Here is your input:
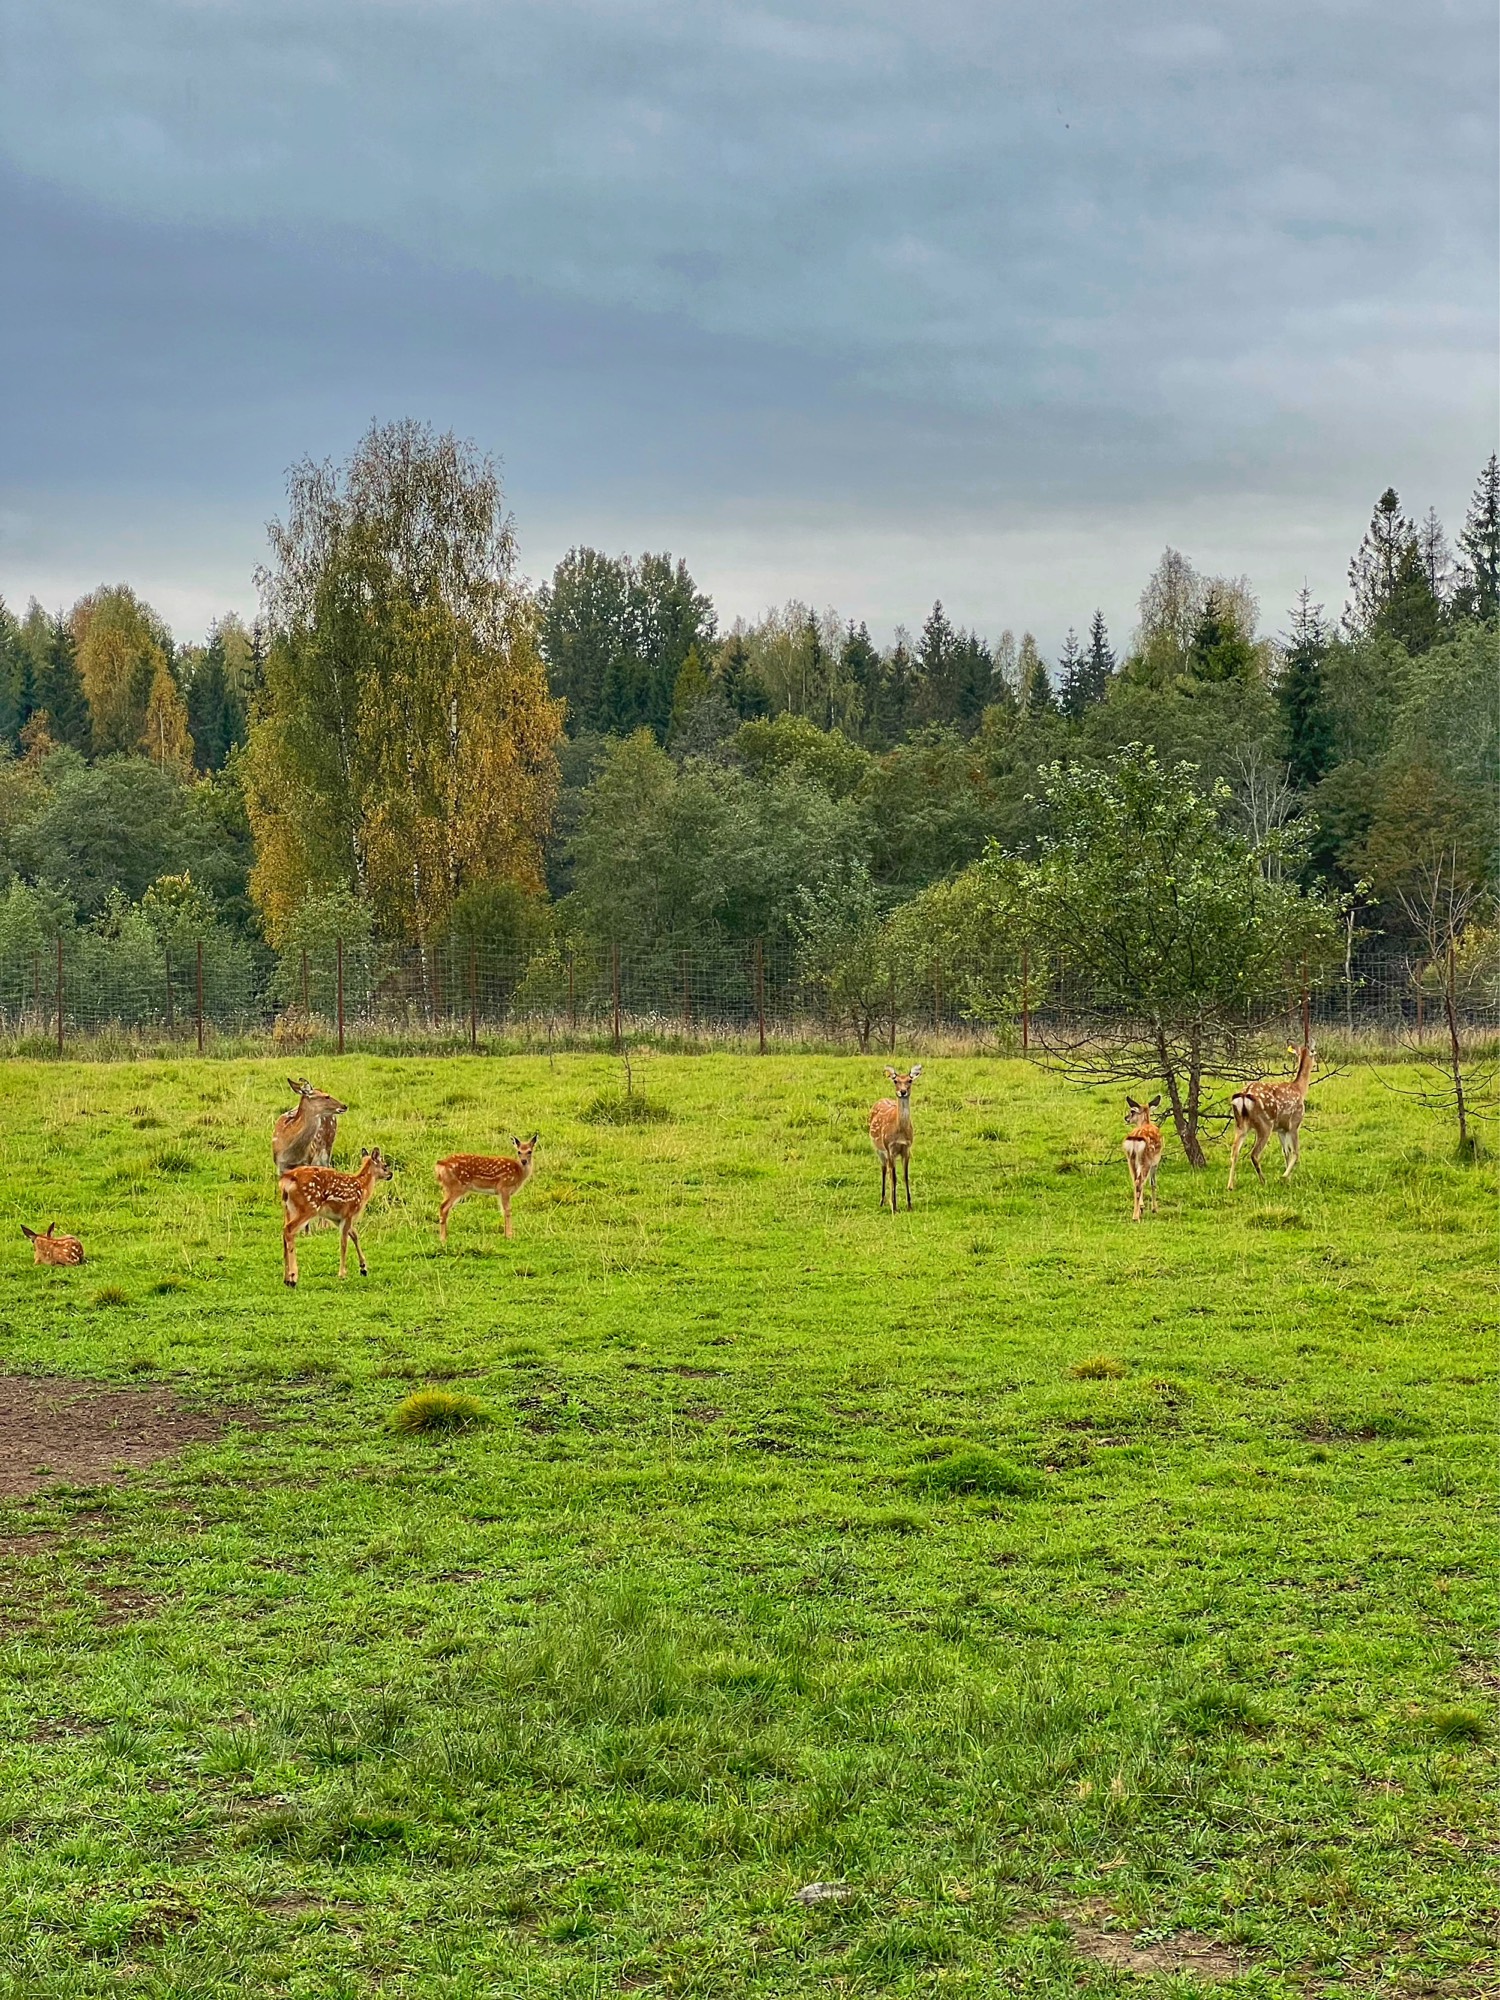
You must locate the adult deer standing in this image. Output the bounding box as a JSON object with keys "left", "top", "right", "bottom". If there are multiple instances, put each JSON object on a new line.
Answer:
{"left": 434, "top": 1136, "right": 539, "bottom": 1244}
{"left": 22, "top": 1223, "right": 85, "bottom": 1266}
{"left": 279, "top": 1148, "right": 393, "bottom": 1287}
{"left": 1228, "top": 1042, "right": 1315, "bottom": 1190}
{"left": 272, "top": 1078, "right": 348, "bottom": 1173}
{"left": 869, "top": 1065, "right": 922, "bottom": 1213}
{"left": 1122, "top": 1097, "right": 1164, "bottom": 1223}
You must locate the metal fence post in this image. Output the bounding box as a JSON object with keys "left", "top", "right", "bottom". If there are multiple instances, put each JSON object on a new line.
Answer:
{"left": 682, "top": 950, "right": 692, "bottom": 1032}
{"left": 888, "top": 971, "right": 897, "bottom": 1053}
{"left": 611, "top": 943, "right": 622, "bottom": 1052}
{"left": 195, "top": 939, "right": 205, "bottom": 1054}
{"left": 336, "top": 936, "right": 346, "bottom": 1055}
{"left": 164, "top": 946, "right": 174, "bottom": 1034}
{"left": 300, "top": 947, "right": 310, "bottom": 1016}
{"left": 754, "top": 938, "right": 766, "bottom": 1054}
{"left": 55, "top": 934, "right": 63, "bottom": 1057}
{"left": 567, "top": 952, "right": 576, "bottom": 1032}
{"left": 1021, "top": 948, "right": 1031, "bottom": 1053}
{"left": 468, "top": 943, "right": 478, "bottom": 1052}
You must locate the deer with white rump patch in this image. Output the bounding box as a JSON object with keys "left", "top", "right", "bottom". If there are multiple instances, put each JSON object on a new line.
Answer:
{"left": 1228, "top": 1042, "right": 1315, "bottom": 1190}
{"left": 22, "top": 1223, "right": 85, "bottom": 1266}
{"left": 869, "top": 1065, "right": 922, "bottom": 1213}
{"left": 435, "top": 1136, "right": 539, "bottom": 1244}
{"left": 272, "top": 1077, "right": 348, "bottom": 1173}
{"left": 1122, "top": 1097, "right": 1164, "bottom": 1222}
{"left": 278, "top": 1148, "right": 393, "bottom": 1287}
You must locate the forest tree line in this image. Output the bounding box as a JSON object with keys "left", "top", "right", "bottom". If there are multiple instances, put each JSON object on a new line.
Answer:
{"left": 0, "top": 420, "right": 1494, "bottom": 1033}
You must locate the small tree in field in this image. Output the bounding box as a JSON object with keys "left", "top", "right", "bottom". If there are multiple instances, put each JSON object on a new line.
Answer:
{"left": 1004, "top": 747, "right": 1341, "bottom": 1163}
{"left": 1394, "top": 853, "right": 1498, "bottom": 1161}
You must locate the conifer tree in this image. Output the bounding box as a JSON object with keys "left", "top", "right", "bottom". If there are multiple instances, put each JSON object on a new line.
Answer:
{"left": 1454, "top": 454, "right": 1500, "bottom": 623}
{"left": 1277, "top": 588, "right": 1334, "bottom": 789}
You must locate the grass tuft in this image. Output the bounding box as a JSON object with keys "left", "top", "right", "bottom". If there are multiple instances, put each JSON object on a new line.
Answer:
{"left": 580, "top": 1092, "right": 672, "bottom": 1125}
{"left": 1422, "top": 1706, "right": 1489, "bottom": 1743}
{"left": 150, "top": 1149, "right": 197, "bottom": 1174}
{"left": 907, "top": 1447, "right": 1038, "bottom": 1499}
{"left": 389, "top": 1389, "right": 492, "bottom": 1435}
{"left": 1069, "top": 1353, "right": 1128, "bottom": 1380}
{"left": 92, "top": 1285, "right": 130, "bottom": 1307}
{"left": 1247, "top": 1206, "right": 1307, "bottom": 1229}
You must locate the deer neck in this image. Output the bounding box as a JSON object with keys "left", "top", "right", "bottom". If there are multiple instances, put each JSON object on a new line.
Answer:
{"left": 894, "top": 1097, "right": 913, "bottom": 1138}
{"left": 1293, "top": 1047, "right": 1313, "bottom": 1093}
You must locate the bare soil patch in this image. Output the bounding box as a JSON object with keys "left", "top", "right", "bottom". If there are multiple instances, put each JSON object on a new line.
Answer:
{"left": 0, "top": 1376, "right": 238, "bottom": 1498}
{"left": 1064, "top": 1901, "right": 1247, "bottom": 1982}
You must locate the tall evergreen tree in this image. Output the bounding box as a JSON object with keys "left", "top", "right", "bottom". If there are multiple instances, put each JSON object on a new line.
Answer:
{"left": 1077, "top": 610, "right": 1116, "bottom": 710}
{"left": 717, "top": 633, "right": 770, "bottom": 720}
{"left": 1345, "top": 486, "right": 1440, "bottom": 649}
{"left": 1187, "top": 586, "right": 1256, "bottom": 682}
{"left": 952, "top": 631, "right": 995, "bottom": 735}
{"left": 1277, "top": 588, "right": 1334, "bottom": 789}
{"left": 34, "top": 614, "right": 90, "bottom": 753}
{"left": 915, "top": 601, "right": 958, "bottom": 724}
{"left": 1057, "top": 628, "right": 1086, "bottom": 719}
{"left": 1017, "top": 633, "right": 1056, "bottom": 714}
{"left": 1454, "top": 454, "right": 1500, "bottom": 623}
{"left": 839, "top": 621, "right": 883, "bottom": 741}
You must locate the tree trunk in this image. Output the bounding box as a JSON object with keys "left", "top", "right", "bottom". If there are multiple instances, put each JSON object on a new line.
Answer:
{"left": 1444, "top": 937, "right": 1474, "bottom": 1160}
{"left": 1157, "top": 1026, "right": 1207, "bottom": 1166}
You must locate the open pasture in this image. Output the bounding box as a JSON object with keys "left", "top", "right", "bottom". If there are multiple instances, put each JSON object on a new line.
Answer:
{"left": 0, "top": 1053, "right": 1492, "bottom": 1997}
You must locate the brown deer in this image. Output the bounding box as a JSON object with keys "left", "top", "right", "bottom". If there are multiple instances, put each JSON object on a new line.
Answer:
{"left": 869, "top": 1065, "right": 923, "bottom": 1213}
{"left": 278, "top": 1147, "right": 393, "bottom": 1287}
{"left": 1123, "top": 1097, "right": 1164, "bottom": 1222}
{"left": 22, "top": 1223, "right": 85, "bottom": 1266}
{"left": 272, "top": 1078, "right": 348, "bottom": 1173}
{"left": 435, "top": 1136, "right": 539, "bottom": 1244}
{"left": 1228, "top": 1042, "right": 1315, "bottom": 1190}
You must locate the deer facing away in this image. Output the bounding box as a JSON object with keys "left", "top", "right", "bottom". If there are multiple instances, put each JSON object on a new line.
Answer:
{"left": 272, "top": 1078, "right": 348, "bottom": 1174}
{"left": 279, "top": 1147, "right": 392, "bottom": 1286}
{"left": 869, "top": 1066, "right": 923, "bottom": 1213}
{"left": 22, "top": 1223, "right": 85, "bottom": 1266}
{"left": 1123, "top": 1097, "right": 1164, "bottom": 1222}
{"left": 1228, "top": 1043, "right": 1315, "bottom": 1190}
{"left": 435, "top": 1136, "right": 539, "bottom": 1244}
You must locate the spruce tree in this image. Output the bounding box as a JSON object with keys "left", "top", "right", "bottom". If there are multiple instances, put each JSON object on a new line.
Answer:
{"left": 1454, "top": 454, "right": 1500, "bottom": 622}
{"left": 1079, "top": 610, "right": 1116, "bottom": 709}
{"left": 1057, "top": 628, "right": 1086, "bottom": 719}
{"left": 1187, "top": 586, "right": 1255, "bottom": 682}
{"left": 1345, "top": 486, "right": 1440, "bottom": 648}
{"left": 37, "top": 615, "right": 91, "bottom": 753}
{"left": 839, "top": 621, "right": 883, "bottom": 741}
{"left": 1277, "top": 588, "right": 1334, "bottom": 789}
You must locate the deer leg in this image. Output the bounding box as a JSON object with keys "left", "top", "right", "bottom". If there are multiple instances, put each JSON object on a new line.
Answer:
{"left": 903, "top": 1153, "right": 912, "bottom": 1211}
{"left": 337, "top": 1222, "right": 351, "bottom": 1279}
{"left": 439, "top": 1189, "right": 461, "bottom": 1244}
{"left": 1228, "top": 1121, "right": 1244, "bottom": 1190}
{"left": 1149, "top": 1164, "right": 1159, "bottom": 1215}
{"left": 282, "top": 1219, "right": 299, "bottom": 1288}
{"left": 1248, "top": 1126, "right": 1268, "bottom": 1181}
{"left": 501, "top": 1194, "right": 513, "bottom": 1240}
{"left": 350, "top": 1225, "right": 367, "bottom": 1277}
{"left": 1281, "top": 1126, "right": 1298, "bottom": 1178}
{"left": 878, "top": 1158, "right": 888, "bottom": 1210}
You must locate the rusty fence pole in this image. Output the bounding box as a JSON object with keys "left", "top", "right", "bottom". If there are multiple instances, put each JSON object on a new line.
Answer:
{"left": 468, "top": 943, "right": 478, "bottom": 1052}
{"left": 31, "top": 952, "right": 39, "bottom": 1026}
{"left": 55, "top": 934, "right": 63, "bottom": 1057}
{"left": 1301, "top": 961, "right": 1311, "bottom": 1045}
{"left": 611, "top": 943, "right": 622, "bottom": 1052}
{"left": 933, "top": 964, "right": 942, "bottom": 1034}
{"left": 1021, "top": 948, "right": 1031, "bottom": 1053}
{"left": 754, "top": 938, "right": 766, "bottom": 1054}
{"left": 300, "top": 948, "right": 310, "bottom": 1016}
{"left": 567, "top": 953, "right": 577, "bottom": 1032}
{"left": 164, "top": 947, "right": 174, "bottom": 1034}
{"left": 195, "top": 940, "right": 205, "bottom": 1054}
{"left": 888, "top": 972, "right": 897, "bottom": 1053}
{"left": 336, "top": 936, "right": 346, "bottom": 1055}
{"left": 682, "top": 951, "right": 692, "bottom": 1033}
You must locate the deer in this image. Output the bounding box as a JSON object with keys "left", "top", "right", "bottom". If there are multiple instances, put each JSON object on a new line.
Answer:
{"left": 1228, "top": 1041, "right": 1315, "bottom": 1190}
{"left": 869, "top": 1065, "right": 923, "bottom": 1213}
{"left": 1123, "top": 1097, "right": 1164, "bottom": 1222}
{"left": 272, "top": 1078, "right": 348, "bottom": 1174}
{"left": 434, "top": 1135, "right": 539, "bottom": 1244}
{"left": 22, "top": 1223, "right": 85, "bottom": 1267}
{"left": 278, "top": 1147, "right": 393, "bottom": 1287}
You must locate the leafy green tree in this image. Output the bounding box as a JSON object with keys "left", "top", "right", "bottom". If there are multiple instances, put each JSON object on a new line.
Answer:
{"left": 981, "top": 748, "right": 1341, "bottom": 1163}
{"left": 246, "top": 419, "right": 563, "bottom": 950}
{"left": 793, "top": 863, "right": 893, "bottom": 1050}
{"left": 539, "top": 547, "right": 634, "bottom": 734}
{"left": 11, "top": 757, "right": 189, "bottom": 915}
{"left": 864, "top": 729, "right": 1005, "bottom": 889}
{"left": 270, "top": 889, "right": 377, "bottom": 1018}
{"left": 732, "top": 714, "right": 870, "bottom": 799}
{"left": 1277, "top": 588, "right": 1334, "bottom": 788}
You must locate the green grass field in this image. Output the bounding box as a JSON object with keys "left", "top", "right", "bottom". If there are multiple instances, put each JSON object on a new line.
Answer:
{"left": 0, "top": 1053, "right": 1492, "bottom": 1998}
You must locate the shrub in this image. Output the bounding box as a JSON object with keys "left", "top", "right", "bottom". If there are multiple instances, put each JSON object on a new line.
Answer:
{"left": 1069, "top": 1354, "right": 1128, "bottom": 1380}
{"left": 907, "top": 1448, "right": 1038, "bottom": 1499}
{"left": 390, "top": 1390, "right": 492, "bottom": 1435}
{"left": 580, "top": 1093, "right": 671, "bottom": 1126}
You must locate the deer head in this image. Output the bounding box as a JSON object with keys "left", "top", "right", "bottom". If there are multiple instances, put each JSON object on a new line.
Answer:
{"left": 1126, "top": 1095, "right": 1162, "bottom": 1127}
{"left": 510, "top": 1134, "right": 540, "bottom": 1166}
{"left": 359, "top": 1147, "right": 394, "bottom": 1183}
{"left": 290, "top": 1077, "right": 348, "bottom": 1118}
{"left": 884, "top": 1064, "right": 923, "bottom": 1103}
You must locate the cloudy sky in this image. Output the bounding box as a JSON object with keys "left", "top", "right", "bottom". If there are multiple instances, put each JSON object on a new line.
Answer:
{"left": 1, "top": 0, "right": 1494, "bottom": 653}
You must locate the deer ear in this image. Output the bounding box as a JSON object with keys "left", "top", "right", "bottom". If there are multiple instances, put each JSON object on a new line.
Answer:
{"left": 884, "top": 1067, "right": 897, "bottom": 1080}
{"left": 1149, "top": 1095, "right": 1162, "bottom": 1110}
{"left": 20, "top": 1226, "right": 35, "bottom": 1241}
{"left": 531, "top": 1132, "right": 540, "bottom": 1146}
{"left": 910, "top": 1063, "right": 923, "bottom": 1077}
{"left": 512, "top": 1136, "right": 523, "bottom": 1150}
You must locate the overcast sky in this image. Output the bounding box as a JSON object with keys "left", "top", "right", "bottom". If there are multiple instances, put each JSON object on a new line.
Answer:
{"left": 1, "top": 0, "right": 1495, "bottom": 655}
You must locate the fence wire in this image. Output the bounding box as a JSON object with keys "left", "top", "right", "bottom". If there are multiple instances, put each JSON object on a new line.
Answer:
{"left": 0, "top": 934, "right": 1493, "bottom": 1054}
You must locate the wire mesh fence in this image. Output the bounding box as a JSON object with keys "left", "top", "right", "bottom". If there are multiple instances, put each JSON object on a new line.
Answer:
{"left": 0, "top": 932, "right": 1493, "bottom": 1056}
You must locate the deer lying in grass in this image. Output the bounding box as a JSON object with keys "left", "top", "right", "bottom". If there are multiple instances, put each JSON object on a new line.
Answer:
{"left": 435, "top": 1136, "right": 539, "bottom": 1244}
{"left": 1228, "top": 1042, "right": 1315, "bottom": 1190}
{"left": 279, "top": 1147, "right": 392, "bottom": 1287}
{"left": 1123, "top": 1097, "right": 1164, "bottom": 1223}
{"left": 272, "top": 1078, "right": 348, "bottom": 1173}
{"left": 22, "top": 1223, "right": 85, "bottom": 1266}
{"left": 869, "top": 1066, "right": 922, "bottom": 1213}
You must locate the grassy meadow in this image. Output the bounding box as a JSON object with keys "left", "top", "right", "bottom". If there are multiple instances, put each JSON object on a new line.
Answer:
{"left": 0, "top": 1051, "right": 1492, "bottom": 1997}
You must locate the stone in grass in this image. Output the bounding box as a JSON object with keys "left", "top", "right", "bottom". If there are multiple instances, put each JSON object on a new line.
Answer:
{"left": 795, "top": 1882, "right": 851, "bottom": 1907}
{"left": 389, "top": 1389, "right": 492, "bottom": 1435}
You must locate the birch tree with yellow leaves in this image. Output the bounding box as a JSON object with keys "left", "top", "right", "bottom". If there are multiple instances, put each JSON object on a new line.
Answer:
{"left": 244, "top": 420, "right": 563, "bottom": 959}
